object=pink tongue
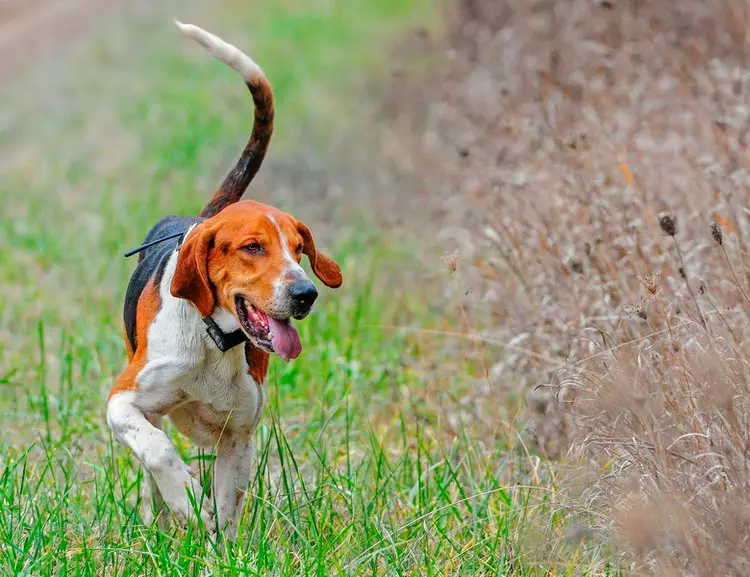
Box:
[267,317,302,361]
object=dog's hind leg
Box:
[213,432,255,542]
[140,468,168,529]
[139,415,169,530]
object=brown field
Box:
[386,0,750,574]
[0,0,117,82]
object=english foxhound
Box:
[106,22,342,540]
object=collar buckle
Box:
[202,316,248,352]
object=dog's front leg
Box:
[213,433,254,542]
[107,392,216,533]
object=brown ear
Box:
[297,221,343,288]
[170,224,216,317]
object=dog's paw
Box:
[168,492,215,533]
[200,504,218,536]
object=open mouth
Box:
[235,295,302,361]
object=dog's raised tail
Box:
[176,21,274,218]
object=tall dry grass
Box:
[385,0,750,573]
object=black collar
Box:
[202,316,248,352]
[125,230,248,353]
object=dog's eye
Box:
[242,242,264,255]
[295,244,303,256]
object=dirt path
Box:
[0,0,115,83]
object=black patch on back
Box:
[124,215,204,353]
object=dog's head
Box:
[170,201,342,361]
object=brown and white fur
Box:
[106,22,342,540]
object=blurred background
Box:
[3,0,750,575]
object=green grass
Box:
[0,1,614,575]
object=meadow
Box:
[0,1,607,575]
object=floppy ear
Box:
[170,224,216,317]
[297,221,343,288]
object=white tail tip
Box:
[174,19,263,83]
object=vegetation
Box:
[386,1,750,574]
[0,1,601,575]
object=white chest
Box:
[135,249,262,422]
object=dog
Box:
[106,21,342,540]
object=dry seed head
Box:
[442,250,459,273]
[711,222,723,246]
[639,271,662,296]
[568,257,584,274]
[659,213,678,236]
[624,300,648,320]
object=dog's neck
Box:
[203,307,267,382]
[202,308,269,383]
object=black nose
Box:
[289,280,318,315]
